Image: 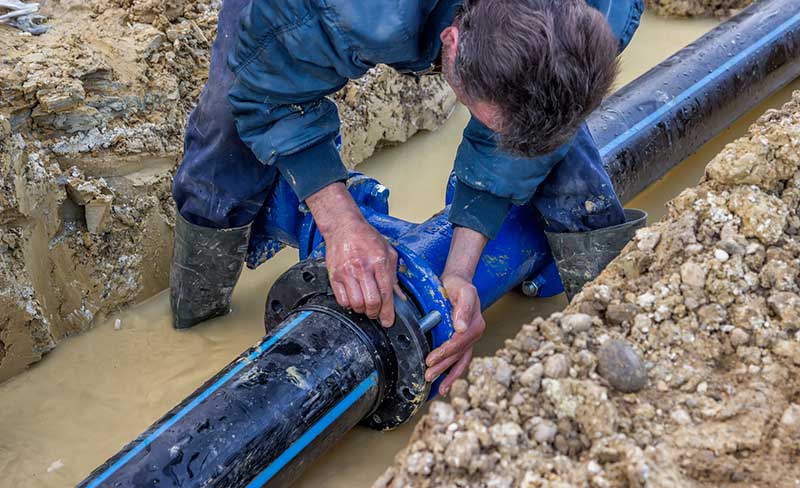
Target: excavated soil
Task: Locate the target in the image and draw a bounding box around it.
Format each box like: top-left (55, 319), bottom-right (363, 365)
top-left (646, 0), bottom-right (754, 17)
top-left (379, 93), bottom-right (800, 487)
top-left (0, 0), bottom-right (454, 382)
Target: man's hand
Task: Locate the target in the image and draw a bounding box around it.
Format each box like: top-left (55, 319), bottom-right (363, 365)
top-left (306, 183), bottom-right (399, 327)
top-left (425, 226), bottom-right (489, 395)
top-left (425, 273), bottom-right (485, 395)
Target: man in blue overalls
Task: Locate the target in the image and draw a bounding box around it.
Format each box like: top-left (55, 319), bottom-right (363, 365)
top-left (171, 0), bottom-right (644, 395)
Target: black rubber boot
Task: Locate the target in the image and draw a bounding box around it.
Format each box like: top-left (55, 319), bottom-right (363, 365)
top-left (545, 208), bottom-right (647, 302)
top-left (170, 211), bottom-right (251, 329)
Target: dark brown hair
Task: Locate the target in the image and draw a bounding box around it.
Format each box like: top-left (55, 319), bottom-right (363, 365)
top-left (454, 0), bottom-right (619, 157)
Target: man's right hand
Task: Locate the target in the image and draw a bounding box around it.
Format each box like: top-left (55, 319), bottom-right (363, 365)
top-left (306, 182), bottom-right (399, 327)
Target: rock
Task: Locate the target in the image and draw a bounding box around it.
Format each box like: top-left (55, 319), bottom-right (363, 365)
top-left (780, 404), bottom-right (800, 436)
top-left (36, 79), bottom-right (86, 113)
top-left (767, 292), bottom-right (800, 326)
top-left (519, 363), bottom-right (544, 390)
top-left (772, 340), bottom-right (800, 365)
top-left (489, 421), bottom-right (525, 450)
top-left (65, 176), bottom-right (101, 206)
top-left (405, 450), bottom-right (434, 476)
top-left (670, 408), bottom-right (692, 425)
top-left (681, 261), bottom-right (708, 288)
top-left (636, 228), bottom-right (661, 252)
top-left (759, 260), bottom-right (798, 291)
top-left (533, 420), bottom-right (558, 444)
top-left (728, 185), bottom-right (788, 245)
top-left (560, 313), bottom-right (593, 333)
top-left (713, 248), bottom-right (730, 262)
top-left (605, 303), bottom-right (638, 326)
top-left (597, 340), bottom-right (647, 393)
top-left (85, 194), bottom-right (113, 234)
top-left (444, 431), bottom-right (480, 470)
top-left (544, 354), bottom-right (570, 379)
top-left (429, 401), bottom-right (455, 426)
top-left (730, 328), bottom-right (750, 347)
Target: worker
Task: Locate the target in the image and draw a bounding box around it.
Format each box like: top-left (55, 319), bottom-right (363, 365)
top-left (171, 0), bottom-right (643, 395)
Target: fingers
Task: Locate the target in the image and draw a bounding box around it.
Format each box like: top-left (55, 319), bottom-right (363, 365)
top-left (452, 285), bottom-right (478, 333)
top-left (359, 271), bottom-right (382, 320)
top-left (439, 348), bottom-right (472, 396)
top-left (425, 314), bottom-right (485, 368)
top-left (425, 348), bottom-right (462, 382)
top-left (375, 270), bottom-right (396, 328)
top-left (375, 245), bottom-right (398, 326)
top-left (343, 276), bottom-right (365, 314)
top-left (331, 280), bottom-right (350, 309)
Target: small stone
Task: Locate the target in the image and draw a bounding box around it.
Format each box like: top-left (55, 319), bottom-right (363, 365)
top-left (114, 318), bottom-right (122, 331)
top-left (605, 303), bottom-right (638, 326)
top-left (730, 328), bottom-right (749, 347)
top-left (533, 420), bottom-right (558, 444)
top-left (597, 340), bottom-right (647, 393)
top-left (780, 404), bottom-right (800, 436)
top-left (544, 353), bottom-right (569, 379)
top-left (670, 408), bottom-right (692, 425)
top-left (636, 228), bottom-right (661, 252)
top-left (714, 248), bottom-right (730, 262)
top-left (444, 431), bottom-right (480, 469)
top-left (772, 340), bottom-right (800, 365)
top-left (85, 194), bottom-right (114, 234)
top-left (519, 363), bottom-right (544, 390)
top-left (489, 421), bottom-right (524, 449)
top-left (405, 450), bottom-right (434, 476)
top-left (560, 313), bottom-right (593, 333)
top-left (429, 401), bottom-right (455, 425)
top-left (696, 382), bottom-right (708, 394)
top-left (680, 261), bottom-right (707, 288)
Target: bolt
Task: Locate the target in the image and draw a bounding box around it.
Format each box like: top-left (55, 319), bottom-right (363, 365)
top-left (521, 280), bottom-right (540, 297)
top-left (419, 311), bottom-right (442, 333)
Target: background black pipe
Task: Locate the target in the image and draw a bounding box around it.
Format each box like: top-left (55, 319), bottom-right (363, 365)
top-left (589, 0), bottom-right (800, 202)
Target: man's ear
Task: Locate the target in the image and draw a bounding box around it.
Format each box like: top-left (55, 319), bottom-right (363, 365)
top-left (440, 25), bottom-right (460, 57)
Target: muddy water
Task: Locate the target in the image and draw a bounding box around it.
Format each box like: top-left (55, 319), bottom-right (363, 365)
top-left (0, 11), bottom-right (798, 488)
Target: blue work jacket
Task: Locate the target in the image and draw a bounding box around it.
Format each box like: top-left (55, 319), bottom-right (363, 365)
top-left (228, 0), bottom-right (643, 238)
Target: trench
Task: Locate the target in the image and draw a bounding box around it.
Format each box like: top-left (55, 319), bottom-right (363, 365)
top-left (0, 11), bottom-right (799, 488)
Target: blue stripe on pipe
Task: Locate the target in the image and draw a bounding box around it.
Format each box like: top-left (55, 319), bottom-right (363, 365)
top-left (246, 372), bottom-right (379, 488)
top-left (600, 10), bottom-right (800, 158)
top-left (85, 310), bottom-right (313, 488)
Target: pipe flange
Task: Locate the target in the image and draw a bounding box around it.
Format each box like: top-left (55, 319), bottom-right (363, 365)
top-left (362, 293), bottom-right (431, 431)
top-left (265, 259), bottom-right (329, 331)
top-left (265, 259), bottom-right (432, 431)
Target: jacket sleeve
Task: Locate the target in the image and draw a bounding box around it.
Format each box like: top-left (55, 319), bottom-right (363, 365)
top-left (227, 13), bottom-right (355, 201)
top-left (585, 0), bottom-right (644, 52)
top-left (449, 116), bottom-right (571, 239)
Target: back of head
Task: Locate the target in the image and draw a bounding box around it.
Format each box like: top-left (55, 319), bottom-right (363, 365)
top-left (454, 0), bottom-right (619, 157)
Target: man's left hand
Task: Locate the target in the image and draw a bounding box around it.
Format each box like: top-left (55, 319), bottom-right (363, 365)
top-left (425, 273), bottom-right (486, 396)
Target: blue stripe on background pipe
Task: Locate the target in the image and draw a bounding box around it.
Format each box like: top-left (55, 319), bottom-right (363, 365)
top-left (85, 310), bottom-right (313, 488)
top-left (600, 11), bottom-right (800, 158)
top-left (245, 372), bottom-right (379, 488)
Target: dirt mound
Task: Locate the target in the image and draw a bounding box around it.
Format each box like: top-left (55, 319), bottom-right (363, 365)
top-left (378, 92), bottom-right (800, 487)
top-left (646, 0), bottom-right (754, 17)
top-left (0, 0), bottom-right (454, 382)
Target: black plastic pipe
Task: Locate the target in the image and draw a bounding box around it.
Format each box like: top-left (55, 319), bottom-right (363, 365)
top-left (78, 306), bottom-right (387, 488)
top-left (589, 0), bottom-right (800, 202)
